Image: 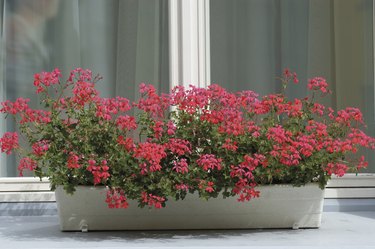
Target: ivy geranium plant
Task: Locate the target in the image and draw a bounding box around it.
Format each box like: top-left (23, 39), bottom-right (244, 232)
top-left (1, 68), bottom-right (374, 208)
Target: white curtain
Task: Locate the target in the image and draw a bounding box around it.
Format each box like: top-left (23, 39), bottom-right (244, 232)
top-left (210, 0), bottom-right (375, 172)
top-left (0, 0), bottom-right (169, 176)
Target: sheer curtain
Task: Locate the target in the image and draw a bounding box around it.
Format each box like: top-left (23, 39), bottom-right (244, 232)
top-left (210, 0), bottom-right (375, 172)
top-left (0, 0), bottom-right (169, 176)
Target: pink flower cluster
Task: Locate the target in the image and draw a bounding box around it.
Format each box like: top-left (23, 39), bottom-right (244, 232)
top-left (222, 139), bottom-right (238, 151)
top-left (325, 163), bottom-right (348, 177)
top-left (142, 192), bottom-right (165, 209)
top-left (231, 154), bottom-right (266, 179)
top-left (1, 98), bottom-right (51, 124)
top-left (116, 115), bottom-right (137, 131)
top-left (117, 136), bottom-right (135, 152)
top-left (308, 77), bottom-right (330, 94)
top-left (87, 159), bottom-right (110, 185)
top-left (0, 98), bottom-right (29, 114)
top-left (233, 181), bottom-right (260, 202)
top-left (166, 138), bottom-right (191, 156)
top-left (167, 121), bottom-right (176, 135)
top-left (336, 107), bottom-right (364, 126)
top-left (172, 158), bottom-right (189, 174)
top-left (151, 121), bottom-right (164, 139)
top-left (171, 85), bottom-right (211, 114)
top-left (0, 98), bottom-right (51, 124)
top-left (134, 142), bottom-right (166, 173)
top-left (33, 68), bottom-right (61, 93)
top-left (32, 140), bottom-right (50, 157)
top-left (20, 109), bottom-right (51, 124)
top-left (197, 154), bottom-right (222, 171)
top-left (67, 152), bottom-right (80, 169)
top-left (284, 68), bottom-right (299, 84)
top-left (217, 108), bottom-right (245, 135)
top-left (175, 183), bottom-right (190, 191)
top-left (198, 180), bottom-right (215, 193)
top-left (72, 81), bottom-right (98, 107)
top-left (0, 132), bottom-right (19, 155)
top-left (229, 155), bottom-right (265, 201)
top-left (136, 83), bottom-right (170, 118)
top-left (105, 189), bottom-right (129, 209)
top-left (68, 68), bottom-right (92, 83)
top-left (18, 157), bottom-right (37, 176)
top-left (96, 97), bottom-right (131, 120)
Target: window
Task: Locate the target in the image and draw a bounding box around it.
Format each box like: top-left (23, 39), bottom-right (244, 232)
top-left (0, 0), bottom-right (169, 176)
top-left (211, 0), bottom-right (375, 173)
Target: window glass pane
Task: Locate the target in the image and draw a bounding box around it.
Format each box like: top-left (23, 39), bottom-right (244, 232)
top-left (0, 0), bottom-right (169, 176)
top-left (210, 0), bottom-right (375, 172)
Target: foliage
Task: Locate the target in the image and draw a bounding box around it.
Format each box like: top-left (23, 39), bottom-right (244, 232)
top-left (1, 68), bottom-right (374, 208)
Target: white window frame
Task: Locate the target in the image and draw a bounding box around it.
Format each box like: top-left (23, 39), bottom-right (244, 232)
top-left (169, 0), bottom-right (210, 88)
top-left (0, 0), bottom-right (374, 202)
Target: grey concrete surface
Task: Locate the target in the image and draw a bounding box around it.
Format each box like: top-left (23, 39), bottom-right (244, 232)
top-left (0, 211), bottom-right (374, 249)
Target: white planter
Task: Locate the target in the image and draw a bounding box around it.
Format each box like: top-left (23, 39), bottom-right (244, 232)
top-left (55, 184), bottom-right (324, 231)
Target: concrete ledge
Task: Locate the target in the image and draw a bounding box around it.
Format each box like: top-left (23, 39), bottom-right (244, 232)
top-left (0, 212), bottom-right (374, 248)
top-left (324, 199), bottom-right (375, 212)
top-left (0, 203), bottom-right (57, 216)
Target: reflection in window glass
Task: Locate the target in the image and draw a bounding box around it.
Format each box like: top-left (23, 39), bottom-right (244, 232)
top-left (0, 0), bottom-right (169, 176)
top-left (210, 0), bottom-right (375, 172)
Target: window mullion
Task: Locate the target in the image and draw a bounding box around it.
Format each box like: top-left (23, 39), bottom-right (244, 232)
top-left (168, 0), bottom-right (210, 89)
